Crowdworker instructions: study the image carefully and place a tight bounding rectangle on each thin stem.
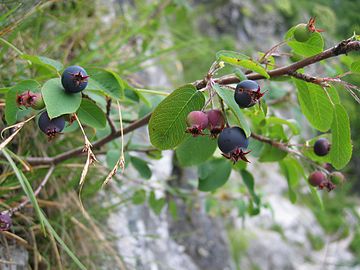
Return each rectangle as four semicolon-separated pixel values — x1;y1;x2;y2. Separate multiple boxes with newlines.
135;88;169;96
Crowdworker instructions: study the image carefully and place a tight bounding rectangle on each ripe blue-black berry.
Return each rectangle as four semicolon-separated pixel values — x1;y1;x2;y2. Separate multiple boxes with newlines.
38;111;65;138
217;127;250;163
61;66;89;93
313;138;330;156
206;109;225;138
186;111;208;136
234;80;264;108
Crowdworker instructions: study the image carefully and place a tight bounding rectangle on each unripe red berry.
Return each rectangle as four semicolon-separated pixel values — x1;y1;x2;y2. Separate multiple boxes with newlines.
27;92;45;110
186;111;208;136
308;171;326;187
313;138;330;156
206;109;225;137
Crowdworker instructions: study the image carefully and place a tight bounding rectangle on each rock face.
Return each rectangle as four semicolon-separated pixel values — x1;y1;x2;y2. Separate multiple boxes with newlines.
0;245;28;270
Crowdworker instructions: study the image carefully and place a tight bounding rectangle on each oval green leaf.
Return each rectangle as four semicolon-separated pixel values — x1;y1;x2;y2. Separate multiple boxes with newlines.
175;135;217;167
148;84;205;150
86;68;124;99
216;50;270;78
330;104;352;169
198;158;232;192
77;99;106;129
22;54;63;72
41;78;82;119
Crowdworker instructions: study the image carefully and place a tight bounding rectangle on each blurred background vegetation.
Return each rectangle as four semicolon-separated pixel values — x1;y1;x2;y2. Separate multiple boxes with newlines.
0;0;359;269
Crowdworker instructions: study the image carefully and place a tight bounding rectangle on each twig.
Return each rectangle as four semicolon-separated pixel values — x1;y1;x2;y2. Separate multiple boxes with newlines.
8;166;55;215
23;39;360;166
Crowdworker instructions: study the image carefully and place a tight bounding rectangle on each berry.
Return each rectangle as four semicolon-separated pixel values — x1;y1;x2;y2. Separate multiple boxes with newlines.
27;92;45;110
308;171;326;187
206;109;225;137
38;111;65;138
61;66;89;93
236;80;259;92
217;127;250;163
313;138;330;156
329;172;345;185
0;212;12;231
234;91;252;108
234;80;264;108
293;23;311;42
186;111;208;136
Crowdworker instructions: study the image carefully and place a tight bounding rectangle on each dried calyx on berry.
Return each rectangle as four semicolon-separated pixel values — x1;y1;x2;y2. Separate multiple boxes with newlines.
38;111;65;138
206;109;225;138
16;90;45;110
61;66;89;93
186;111;208;136
313;138;330;156
217;126;250;163
0;212;12;231
234;80;264;108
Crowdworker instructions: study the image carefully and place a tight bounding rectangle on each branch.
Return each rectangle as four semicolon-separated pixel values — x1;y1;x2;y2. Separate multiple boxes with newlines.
25;39;360;166
193;39;360;89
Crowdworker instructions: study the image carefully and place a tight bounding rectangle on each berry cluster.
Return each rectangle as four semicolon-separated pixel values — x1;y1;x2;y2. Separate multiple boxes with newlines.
16;66;89;138
185;79;266;164
308;138;345;192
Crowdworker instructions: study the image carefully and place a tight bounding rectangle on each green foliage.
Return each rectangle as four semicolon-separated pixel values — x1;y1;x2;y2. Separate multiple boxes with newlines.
149;84;205;149
198;159;232;191
285;27;324;57
41;78;82;119
77;99;106;129
175;134;217;166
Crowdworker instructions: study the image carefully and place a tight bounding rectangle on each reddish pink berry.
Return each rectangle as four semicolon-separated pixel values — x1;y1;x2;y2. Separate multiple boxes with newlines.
186;111;208;136
206;109;225;138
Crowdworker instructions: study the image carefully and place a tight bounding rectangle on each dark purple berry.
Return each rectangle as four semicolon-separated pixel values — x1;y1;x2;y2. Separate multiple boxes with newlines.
206;109;225;138
186;111;208;136
38;111;65;138
236;80;259;92
314;138;330;156
61;66;89;93
308;171;326;187
234;91;253;108
329;172;345;185
218;127;250;163
0;212;12;231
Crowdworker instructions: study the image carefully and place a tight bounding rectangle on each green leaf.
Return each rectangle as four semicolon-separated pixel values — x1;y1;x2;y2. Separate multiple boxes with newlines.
285;27;324;57
279;157;301;203
5;80;40;124
212;84;250;137
216;50;270;78
149;84;205;150
22;54;63;72
130;156;152;180
351;60;360;73
175;135;217;166
240;170;260;205
77;99;106;129
293;79;334;132
132;189;147;205
2;149;45;231
86;68;124;99
259;144;287;162
41;78;82;119
198;159;232;192
309;187;324;210
266;117;300;135
330;104;352;169
149;191;166;215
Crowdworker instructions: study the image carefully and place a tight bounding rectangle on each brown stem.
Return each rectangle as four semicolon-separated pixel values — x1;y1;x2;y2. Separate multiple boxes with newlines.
25;39;360;166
